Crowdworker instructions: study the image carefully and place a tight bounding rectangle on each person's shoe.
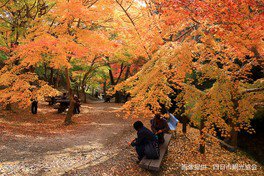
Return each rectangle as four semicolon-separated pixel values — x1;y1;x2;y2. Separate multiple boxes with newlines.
136;156;143;164
136;159;142;164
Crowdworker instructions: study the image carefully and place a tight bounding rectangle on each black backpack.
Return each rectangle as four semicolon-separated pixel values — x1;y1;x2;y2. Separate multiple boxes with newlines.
144;141;160;159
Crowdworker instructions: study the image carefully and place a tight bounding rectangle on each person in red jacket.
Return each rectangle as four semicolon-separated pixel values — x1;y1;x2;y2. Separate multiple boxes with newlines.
150;114;170;144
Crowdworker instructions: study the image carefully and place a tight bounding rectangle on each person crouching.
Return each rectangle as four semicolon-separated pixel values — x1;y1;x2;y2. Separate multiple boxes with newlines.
128;121;160;162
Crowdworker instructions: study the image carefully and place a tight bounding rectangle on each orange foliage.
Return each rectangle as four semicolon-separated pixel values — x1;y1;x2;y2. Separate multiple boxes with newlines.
116;0;263;143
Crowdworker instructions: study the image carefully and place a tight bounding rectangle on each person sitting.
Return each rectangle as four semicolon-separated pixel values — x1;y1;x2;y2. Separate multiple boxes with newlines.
128;121;160;162
150;114;170;144
59;93;69;111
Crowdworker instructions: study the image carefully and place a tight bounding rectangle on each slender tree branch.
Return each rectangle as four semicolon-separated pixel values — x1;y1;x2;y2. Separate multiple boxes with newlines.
0;0;10;8
115;0;152;60
115;63;126;84
242;87;264;93
85;0;99;9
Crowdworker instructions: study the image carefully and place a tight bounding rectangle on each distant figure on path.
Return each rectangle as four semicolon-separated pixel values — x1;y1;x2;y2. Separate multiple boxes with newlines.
59;93;69;111
31;98;38;114
104;94;111;102
73;95;81;114
151;114;170;144
128;121;159;162
61;93;67;99
95;91;99;98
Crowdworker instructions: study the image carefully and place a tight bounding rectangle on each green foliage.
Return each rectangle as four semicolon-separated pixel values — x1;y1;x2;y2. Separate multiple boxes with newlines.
254;108;264;120
110;33;118;40
0;51;7;61
185;70;216;91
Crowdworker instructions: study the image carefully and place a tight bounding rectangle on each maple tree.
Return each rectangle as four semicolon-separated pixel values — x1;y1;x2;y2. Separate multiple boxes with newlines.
160;0;263;152
0;0;56;109
0;0;150;119
115;0;264;153
0;0;53;48
103;0;165;102
0;1;262;156
0;0;116;124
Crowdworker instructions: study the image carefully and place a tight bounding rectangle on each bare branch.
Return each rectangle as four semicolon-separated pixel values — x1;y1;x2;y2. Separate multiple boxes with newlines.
85;0;99;9
242;87;264;93
0;0;10;8
125;0;134;11
115;0;152;60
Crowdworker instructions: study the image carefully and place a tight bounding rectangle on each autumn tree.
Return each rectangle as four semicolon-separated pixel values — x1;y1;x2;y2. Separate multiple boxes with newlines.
160;0;263;152
115;0;263;153
102;0;164;102
0;0;56;109
1;0;116;124
0;0;53;48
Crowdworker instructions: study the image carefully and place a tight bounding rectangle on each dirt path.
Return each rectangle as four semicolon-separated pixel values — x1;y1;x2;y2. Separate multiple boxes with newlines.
0;102;145;176
1;102;263;176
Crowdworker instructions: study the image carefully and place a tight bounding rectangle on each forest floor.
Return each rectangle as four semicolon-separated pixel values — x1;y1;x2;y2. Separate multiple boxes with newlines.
0;102;263;176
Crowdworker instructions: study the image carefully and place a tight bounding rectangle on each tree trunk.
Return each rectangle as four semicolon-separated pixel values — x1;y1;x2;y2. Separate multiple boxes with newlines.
91;87;95;97
103;80;107;100
76;84;80;98
103;81;106;95
230;125;238;148
229;83;239;148
125;66;130;79
55;71;60;89
228;117;238;149
182;124;187;134
49;68;54;85
82;85;87;103
182;116;187;134
199;117;205;154
109;68;115;85
44;63;47;81
5;104;12;111
65;100;75;125
80;55;98;102
81;77;87;103
64;68;74;125
115;91;121;103
29;66;35;73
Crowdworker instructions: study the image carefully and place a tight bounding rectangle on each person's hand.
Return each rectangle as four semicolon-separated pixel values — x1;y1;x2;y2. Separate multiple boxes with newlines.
156;130;163;134
128;139;135;146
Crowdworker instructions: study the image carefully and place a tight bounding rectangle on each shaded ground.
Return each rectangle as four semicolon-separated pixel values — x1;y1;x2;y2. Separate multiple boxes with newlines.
0;102;263;176
0;102;137;175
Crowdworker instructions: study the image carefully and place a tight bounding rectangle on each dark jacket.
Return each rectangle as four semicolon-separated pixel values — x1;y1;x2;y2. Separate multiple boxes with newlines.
131;126;157;147
132;126;160;159
32;100;38;106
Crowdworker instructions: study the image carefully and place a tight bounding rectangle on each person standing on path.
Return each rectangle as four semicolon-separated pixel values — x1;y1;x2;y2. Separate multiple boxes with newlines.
31;98;38;114
73;95;81;114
